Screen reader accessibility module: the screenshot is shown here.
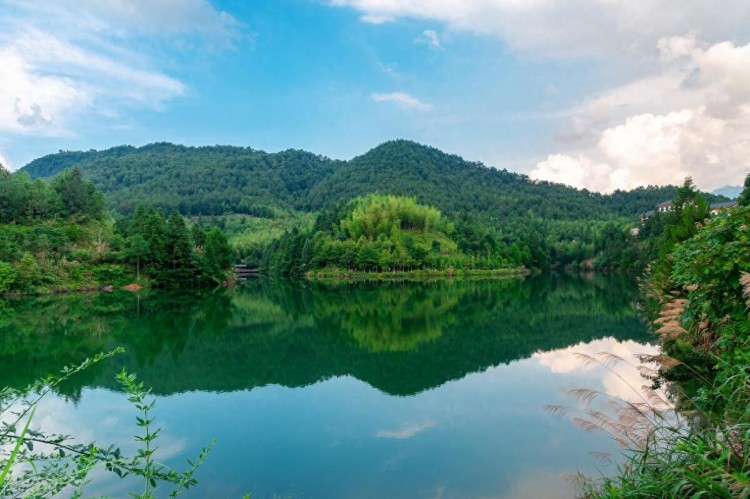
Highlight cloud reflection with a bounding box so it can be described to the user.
[534,337,661,403]
[375,420,437,439]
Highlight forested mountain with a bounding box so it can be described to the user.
[305,141,674,220]
[21,140,723,220]
[22,143,342,215]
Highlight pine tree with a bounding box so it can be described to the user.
[204,227,232,279]
[141,209,167,266]
[166,212,193,271]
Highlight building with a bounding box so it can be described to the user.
[655,200,672,213]
[640,199,738,223]
[710,200,739,215]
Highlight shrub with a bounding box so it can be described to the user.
[0,262,17,294]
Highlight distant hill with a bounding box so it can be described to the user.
[20,140,726,220]
[713,185,742,199]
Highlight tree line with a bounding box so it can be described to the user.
[0,168,232,295]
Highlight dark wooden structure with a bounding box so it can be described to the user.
[234,264,259,278]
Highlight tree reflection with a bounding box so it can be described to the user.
[0,275,651,397]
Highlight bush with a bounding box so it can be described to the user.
[92,264,129,285]
[672,206,750,325]
[0,262,17,295]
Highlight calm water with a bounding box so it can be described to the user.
[0,275,656,498]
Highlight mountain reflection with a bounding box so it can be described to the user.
[0,275,651,397]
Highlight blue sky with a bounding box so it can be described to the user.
[1,0,749,192]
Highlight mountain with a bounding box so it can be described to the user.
[19,140,726,220]
[713,185,742,199]
[21,143,342,215]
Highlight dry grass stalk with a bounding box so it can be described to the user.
[639,353,682,371]
[741,272,750,308]
[548,351,678,457]
[660,304,684,313]
[656,323,686,334]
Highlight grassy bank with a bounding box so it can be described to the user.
[305,266,528,282]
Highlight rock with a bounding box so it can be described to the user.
[123,283,144,292]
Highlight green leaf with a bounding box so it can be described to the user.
[0,405,36,487]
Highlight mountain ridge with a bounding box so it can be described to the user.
[19,139,726,219]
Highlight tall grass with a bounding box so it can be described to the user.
[551,349,750,498]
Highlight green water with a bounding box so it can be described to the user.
[0,274,654,498]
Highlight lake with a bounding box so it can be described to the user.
[0,274,657,498]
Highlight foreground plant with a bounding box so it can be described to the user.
[549,351,750,498]
[0,349,214,498]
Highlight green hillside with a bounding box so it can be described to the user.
[261,194,525,277]
[20,140,729,271]
[21,142,341,215]
[21,140,715,220]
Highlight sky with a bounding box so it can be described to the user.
[1,0,749,192]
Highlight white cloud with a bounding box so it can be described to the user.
[530,154,620,193]
[415,29,441,50]
[0,0,238,144]
[0,150,11,170]
[372,91,433,110]
[10,0,241,40]
[531,37,750,192]
[329,0,750,59]
[377,61,402,78]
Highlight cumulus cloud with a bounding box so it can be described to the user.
[415,29,441,50]
[531,154,620,192]
[372,91,433,110]
[329,0,750,58]
[0,150,11,170]
[0,0,238,140]
[531,37,750,192]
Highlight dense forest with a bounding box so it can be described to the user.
[20,140,728,272]
[23,141,724,219]
[0,169,232,294]
[261,194,527,277]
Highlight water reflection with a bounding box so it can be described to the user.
[0,275,650,397]
[0,275,656,498]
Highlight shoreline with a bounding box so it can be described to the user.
[1,283,146,298]
[304,266,529,282]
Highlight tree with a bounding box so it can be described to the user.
[0,261,17,294]
[300,239,313,272]
[738,173,750,207]
[356,245,379,271]
[192,225,207,249]
[135,209,167,268]
[204,227,232,279]
[166,212,193,271]
[125,234,150,280]
[671,177,699,209]
[51,168,104,219]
